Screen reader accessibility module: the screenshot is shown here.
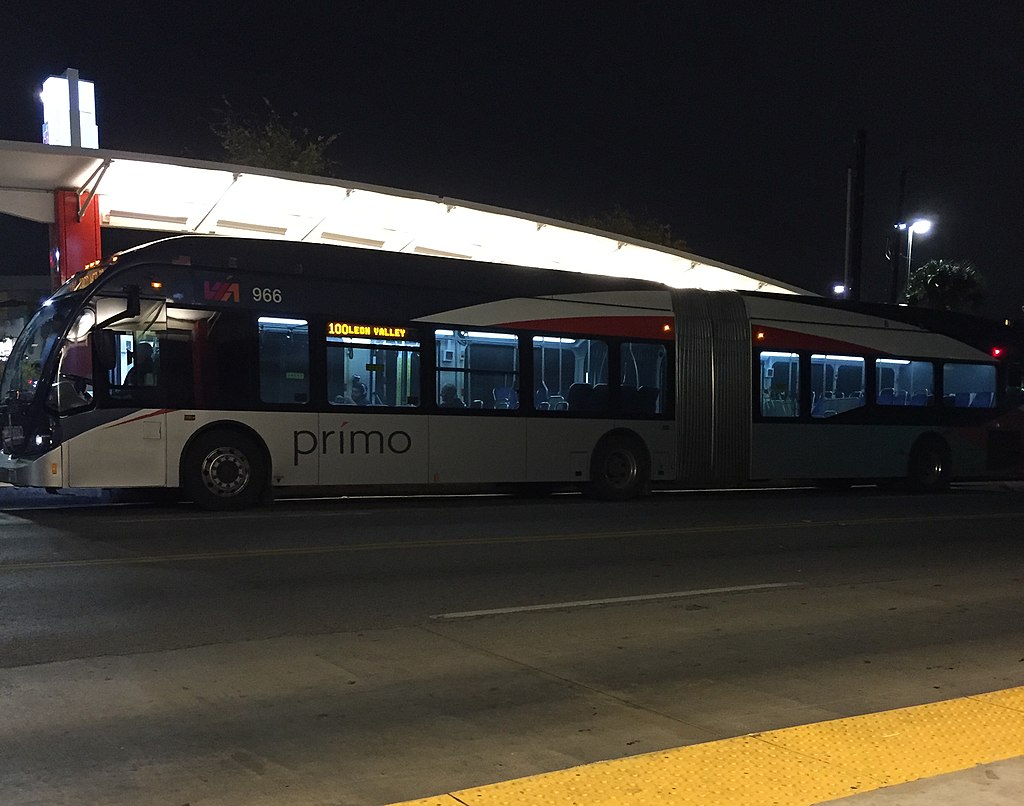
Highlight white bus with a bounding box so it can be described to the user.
[2,236,1022,508]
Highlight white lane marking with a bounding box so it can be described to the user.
[431,581,803,620]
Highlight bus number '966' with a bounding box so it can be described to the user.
[253,287,282,303]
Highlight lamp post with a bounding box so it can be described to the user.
[893,218,932,302]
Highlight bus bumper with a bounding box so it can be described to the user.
[0,448,64,488]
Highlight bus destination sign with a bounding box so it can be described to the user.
[328,322,409,339]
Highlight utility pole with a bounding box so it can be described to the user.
[889,169,907,303]
[843,130,866,301]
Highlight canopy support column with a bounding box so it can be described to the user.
[50,188,102,288]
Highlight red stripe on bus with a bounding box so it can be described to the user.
[103,409,175,429]
[753,326,876,354]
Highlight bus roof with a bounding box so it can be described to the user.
[100,233,679,299]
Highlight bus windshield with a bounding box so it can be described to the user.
[0,297,79,404]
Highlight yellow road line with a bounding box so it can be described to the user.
[2,511,1020,572]
[390,687,1024,806]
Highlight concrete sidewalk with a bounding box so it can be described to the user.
[824,757,1024,804]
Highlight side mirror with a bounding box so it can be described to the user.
[93,329,118,371]
[96,285,142,329]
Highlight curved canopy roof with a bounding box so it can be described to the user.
[0,140,807,294]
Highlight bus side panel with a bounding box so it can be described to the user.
[317,412,428,486]
[525,419,616,483]
[750,424,921,480]
[945,427,997,478]
[67,410,168,488]
[165,411,320,488]
[429,416,526,484]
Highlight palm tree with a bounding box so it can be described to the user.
[902,259,984,313]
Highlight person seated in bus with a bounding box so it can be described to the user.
[124,342,156,386]
[332,384,355,405]
[350,375,369,405]
[439,383,465,408]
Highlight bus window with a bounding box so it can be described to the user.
[327,327,420,407]
[436,329,519,410]
[52,324,94,413]
[760,351,799,417]
[533,336,608,413]
[258,317,309,405]
[876,359,934,406]
[811,354,864,418]
[621,342,666,415]
[943,362,996,408]
[105,330,161,401]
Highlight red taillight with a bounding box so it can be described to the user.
[992,347,1004,358]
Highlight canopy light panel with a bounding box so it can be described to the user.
[0,140,807,294]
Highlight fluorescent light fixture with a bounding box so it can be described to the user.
[106,210,189,226]
[320,232,386,248]
[258,317,307,326]
[413,246,472,259]
[215,219,289,236]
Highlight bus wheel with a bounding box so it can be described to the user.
[906,437,950,493]
[585,435,649,501]
[183,430,267,510]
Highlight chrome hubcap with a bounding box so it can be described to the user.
[200,447,251,498]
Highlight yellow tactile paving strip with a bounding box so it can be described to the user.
[390,686,1024,805]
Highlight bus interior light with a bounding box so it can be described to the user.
[150,281,163,290]
[820,354,862,363]
[258,317,307,326]
[755,331,766,340]
[465,331,517,340]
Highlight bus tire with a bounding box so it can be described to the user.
[585,435,649,501]
[183,429,268,510]
[906,436,950,493]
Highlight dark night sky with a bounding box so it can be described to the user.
[3,2,1022,318]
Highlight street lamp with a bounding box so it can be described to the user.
[893,218,933,301]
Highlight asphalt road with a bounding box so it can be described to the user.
[2,484,1023,805]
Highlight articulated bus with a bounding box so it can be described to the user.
[2,236,1022,509]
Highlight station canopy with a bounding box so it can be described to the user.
[0,140,806,294]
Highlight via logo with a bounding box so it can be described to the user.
[203,280,240,302]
